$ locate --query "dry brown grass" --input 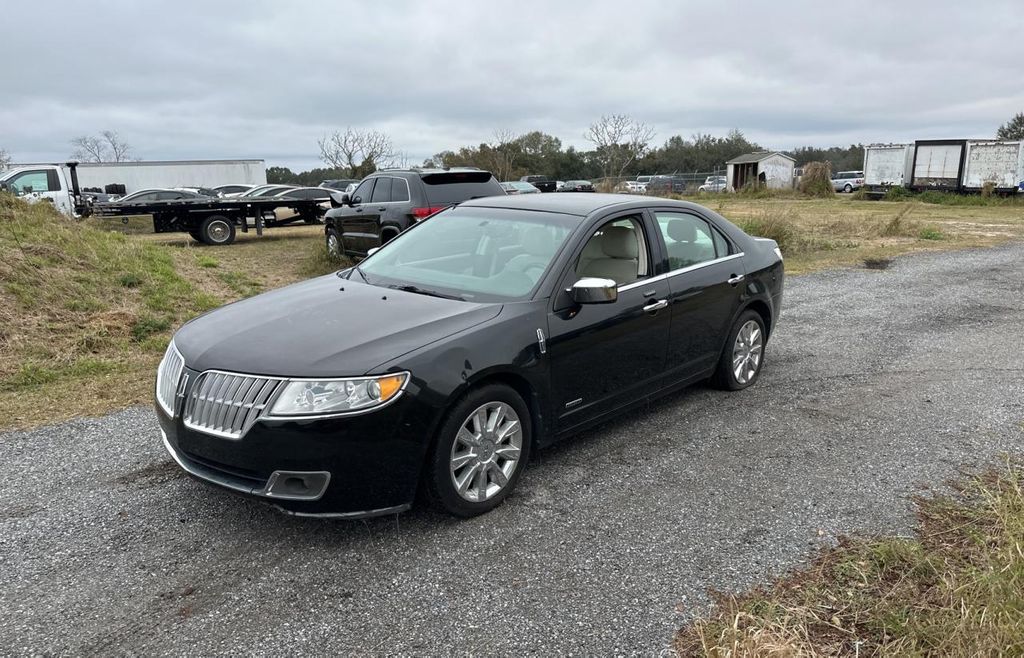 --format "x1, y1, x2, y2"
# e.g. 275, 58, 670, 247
0, 198, 341, 430
676, 458, 1024, 657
